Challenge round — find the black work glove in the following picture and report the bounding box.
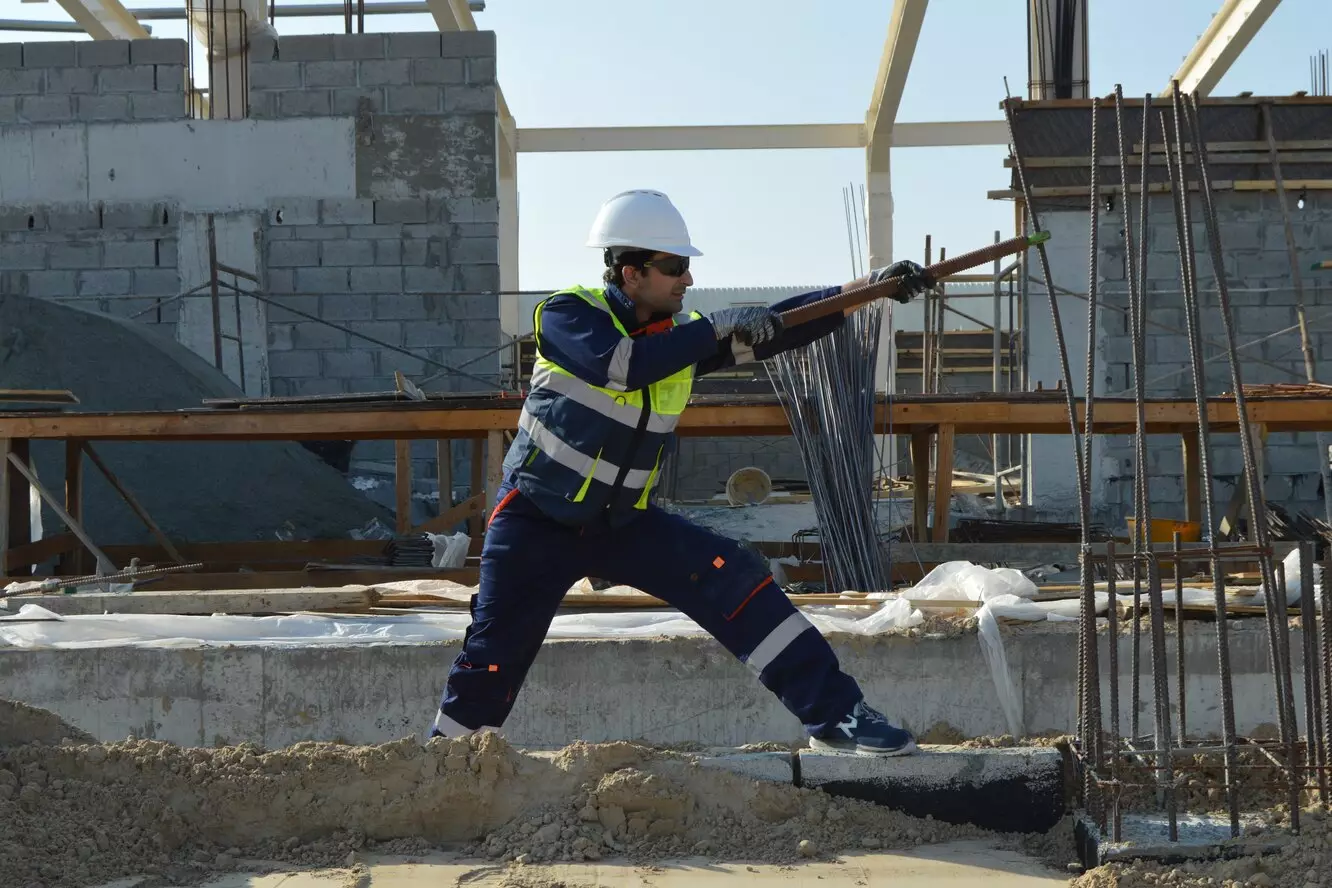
[707,306,783,346]
[868,260,933,303]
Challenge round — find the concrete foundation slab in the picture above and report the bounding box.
[1073,811,1286,869]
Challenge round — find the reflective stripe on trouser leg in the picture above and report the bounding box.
[431,711,500,739]
[744,612,815,675]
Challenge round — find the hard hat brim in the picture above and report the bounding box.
[586,238,703,257]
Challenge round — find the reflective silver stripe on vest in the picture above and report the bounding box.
[745,612,813,675]
[529,365,679,434]
[606,338,633,391]
[520,408,657,489]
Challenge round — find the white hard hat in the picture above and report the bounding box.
[585,189,703,257]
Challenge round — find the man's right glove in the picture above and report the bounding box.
[707,306,783,346]
[868,260,934,303]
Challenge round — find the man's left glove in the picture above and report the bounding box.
[868,260,934,303]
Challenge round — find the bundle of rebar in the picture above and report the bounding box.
[768,301,892,594]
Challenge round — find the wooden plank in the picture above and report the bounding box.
[0,438,9,575]
[468,439,485,535]
[5,438,29,553]
[5,450,114,575]
[931,424,955,543]
[3,586,382,616]
[484,429,504,522]
[437,438,453,510]
[101,538,389,566]
[60,439,85,576]
[1002,150,1332,169]
[81,442,186,565]
[1182,431,1202,528]
[395,439,413,534]
[910,430,931,541]
[413,493,484,535]
[2,532,77,573]
[116,567,480,591]
[0,389,79,404]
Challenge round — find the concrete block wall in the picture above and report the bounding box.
[0,38,187,124]
[247,31,496,120]
[1084,190,1332,526]
[0,201,179,339]
[262,195,500,399]
[670,437,809,502]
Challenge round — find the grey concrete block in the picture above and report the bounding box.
[24,41,78,68]
[156,237,177,268]
[374,199,429,224]
[0,69,43,95]
[374,239,403,265]
[323,349,377,378]
[320,239,375,266]
[454,223,499,240]
[97,65,155,93]
[386,85,441,113]
[78,268,132,296]
[350,266,403,294]
[451,237,496,265]
[102,201,168,228]
[403,322,456,347]
[0,244,46,270]
[269,199,320,226]
[155,64,186,92]
[387,32,442,58]
[0,96,15,123]
[333,34,387,60]
[78,40,131,67]
[303,60,358,88]
[19,95,74,122]
[48,241,101,269]
[267,323,294,350]
[290,321,348,350]
[294,377,349,396]
[76,93,130,121]
[278,35,334,62]
[440,31,496,58]
[332,87,383,115]
[442,197,499,224]
[0,207,44,231]
[132,268,178,296]
[320,293,375,321]
[459,318,499,344]
[373,293,429,320]
[103,240,157,268]
[404,265,450,293]
[444,85,495,113]
[278,89,332,116]
[248,34,279,63]
[319,198,375,226]
[24,270,76,298]
[411,58,464,85]
[45,67,96,94]
[245,91,277,119]
[466,57,495,85]
[130,38,187,66]
[459,264,499,292]
[295,267,350,294]
[292,225,348,241]
[130,92,186,120]
[359,58,412,86]
[401,239,428,265]
[435,292,495,319]
[347,320,403,346]
[1218,221,1263,251]
[264,267,295,295]
[265,295,318,323]
[348,224,410,239]
[0,44,22,69]
[1233,251,1292,280]
[249,61,303,90]
[268,240,320,267]
[269,349,322,378]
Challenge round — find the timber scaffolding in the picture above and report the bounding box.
[998,88,1332,854]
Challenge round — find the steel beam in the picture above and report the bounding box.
[52,0,147,39]
[1162,0,1283,96]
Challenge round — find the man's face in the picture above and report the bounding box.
[624,252,694,316]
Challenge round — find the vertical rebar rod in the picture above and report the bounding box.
[1321,548,1332,806]
[1106,537,1122,841]
[1160,96,1240,837]
[207,213,223,369]
[1146,552,1177,842]
[1174,530,1187,745]
[1082,97,1105,782]
[1182,89,1300,832]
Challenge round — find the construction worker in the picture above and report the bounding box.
[432,189,933,756]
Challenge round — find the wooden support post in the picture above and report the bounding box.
[484,429,504,523]
[0,438,10,576]
[911,429,932,542]
[61,439,86,576]
[437,439,453,510]
[6,438,31,555]
[1241,423,1268,538]
[5,450,114,575]
[932,424,956,543]
[468,438,485,536]
[82,443,186,565]
[394,440,412,534]
[1181,431,1202,529]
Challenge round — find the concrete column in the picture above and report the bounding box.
[865,143,895,477]
[187,0,273,119]
[497,139,520,345]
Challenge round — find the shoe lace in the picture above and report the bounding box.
[854,701,892,728]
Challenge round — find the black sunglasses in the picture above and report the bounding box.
[643,256,690,277]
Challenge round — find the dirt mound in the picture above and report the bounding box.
[0,733,993,887]
[0,700,94,747]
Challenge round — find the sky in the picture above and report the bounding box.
[4,0,1332,291]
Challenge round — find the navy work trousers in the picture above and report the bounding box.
[435,487,863,737]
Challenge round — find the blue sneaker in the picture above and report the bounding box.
[809,700,917,757]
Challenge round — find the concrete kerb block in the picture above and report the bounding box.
[78,40,131,67]
[129,38,187,66]
[276,34,333,62]
[440,30,496,58]
[387,32,443,58]
[697,746,1069,835]
[333,33,388,60]
[0,44,23,69]
[23,41,78,68]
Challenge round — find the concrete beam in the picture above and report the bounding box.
[425,0,477,31]
[514,121,1007,154]
[866,0,930,161]
[1162,0,1283,97]
[52,0,148,40]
